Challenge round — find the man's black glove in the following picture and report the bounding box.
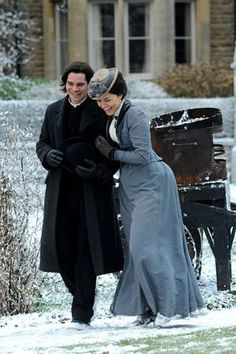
[45,149,64,168]
[94,135,116,159]
[75,159,103,179]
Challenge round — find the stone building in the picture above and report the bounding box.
[7,0,236,79]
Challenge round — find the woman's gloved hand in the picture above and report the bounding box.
[94,136,115,159]
[45,149,64,167]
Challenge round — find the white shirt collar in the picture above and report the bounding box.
[113,99,125,118]
[68,96,87,108]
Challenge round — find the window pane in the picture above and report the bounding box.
[129,3,148,37]
[175,39,191,63]
[100,4,114,37]
[128,2,150,74]
[175,2,192,63]
[90,3,115,68]
[101,40,115,67]
[175,3,191,37]
[129,39,149,73]
[55,5,68,73]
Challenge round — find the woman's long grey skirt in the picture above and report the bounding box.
[111,160,204,318]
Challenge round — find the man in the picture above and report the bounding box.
[36,61,123,328]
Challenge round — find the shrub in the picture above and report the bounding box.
[0,173,37,315]
[0,114,41,315]
[156,62,233,98]
[0,76,31,99]
[0,76,56,100]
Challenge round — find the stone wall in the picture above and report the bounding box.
[210,0,235,64]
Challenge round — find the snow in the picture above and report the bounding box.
[1,308,236,353]
[1,284,236,353]
[151,110,214,128]
[230,183,236,204]
[0,185,236,353]
[1,80,236,353]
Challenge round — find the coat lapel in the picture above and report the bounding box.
[116,99,131,143]
[55,97,67,147]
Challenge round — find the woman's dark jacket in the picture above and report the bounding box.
[36,96,123,274]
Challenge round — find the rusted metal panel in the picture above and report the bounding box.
[150,107,227,185]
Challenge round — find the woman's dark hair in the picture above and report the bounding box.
[109,72,127,98]
[60,61,94,92]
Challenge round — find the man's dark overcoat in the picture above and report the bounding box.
[36,96,123,274]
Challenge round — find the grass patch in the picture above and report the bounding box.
[29,326,236,353]
[116,327,236,353]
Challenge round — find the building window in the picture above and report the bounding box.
[55,3,69,75]
[89,2,115,68]
[125,1,151,74]
[175,0,195,64]
[89,1,151,77]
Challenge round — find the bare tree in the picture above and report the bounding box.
[0,0,35,76]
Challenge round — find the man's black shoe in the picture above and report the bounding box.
[68,319,91,330]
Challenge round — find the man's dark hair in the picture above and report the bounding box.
[60,61,94,92]
[109,72,127,98]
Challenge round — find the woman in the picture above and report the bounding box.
[88,68,204,327]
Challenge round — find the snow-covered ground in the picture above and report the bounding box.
[1,306,236,354]
[17,78,169,101]
[0,183,235,353]
[0,250,236,354]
